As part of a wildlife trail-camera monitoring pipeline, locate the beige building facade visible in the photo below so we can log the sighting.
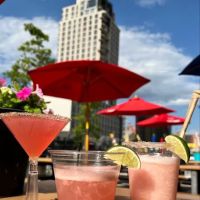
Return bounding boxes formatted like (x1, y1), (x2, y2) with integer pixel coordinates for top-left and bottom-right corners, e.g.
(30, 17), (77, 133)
(58, 0), (119, 64)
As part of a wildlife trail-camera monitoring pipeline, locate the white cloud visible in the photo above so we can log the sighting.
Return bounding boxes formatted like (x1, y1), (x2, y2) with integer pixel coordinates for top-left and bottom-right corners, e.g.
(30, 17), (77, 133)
(0, 16), (58, 73)
(0, 16), (197, 108)
(119, 26), (197, 106)
(135, 0), (166, 7)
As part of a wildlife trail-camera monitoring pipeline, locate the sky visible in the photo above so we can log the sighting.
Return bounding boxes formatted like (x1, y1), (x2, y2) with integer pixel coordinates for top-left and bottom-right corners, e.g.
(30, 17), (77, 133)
(0, 0), (200, 135)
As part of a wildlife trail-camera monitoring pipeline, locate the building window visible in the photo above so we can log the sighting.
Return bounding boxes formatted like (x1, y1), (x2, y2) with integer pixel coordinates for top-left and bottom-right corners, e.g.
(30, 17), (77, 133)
(87, 0), (97, 8)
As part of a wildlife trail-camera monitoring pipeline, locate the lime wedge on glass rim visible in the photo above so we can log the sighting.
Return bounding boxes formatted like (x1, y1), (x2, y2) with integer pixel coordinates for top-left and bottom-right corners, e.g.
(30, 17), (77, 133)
(105, 145), (141, 168)
(165, 135), (190, 163)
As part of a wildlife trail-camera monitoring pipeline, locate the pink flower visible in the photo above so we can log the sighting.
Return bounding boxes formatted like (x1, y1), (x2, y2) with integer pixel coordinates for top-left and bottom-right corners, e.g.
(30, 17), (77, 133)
(16, 87), (32, 101)
(0, 78), (6, 87)
(33, 84), (43, 98)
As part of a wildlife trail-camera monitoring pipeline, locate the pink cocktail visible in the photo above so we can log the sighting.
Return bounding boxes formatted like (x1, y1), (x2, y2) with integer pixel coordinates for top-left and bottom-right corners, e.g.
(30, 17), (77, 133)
(127, 142), (180, 200)
(49, 150), (122, 200)
(0, 112), (70, 200)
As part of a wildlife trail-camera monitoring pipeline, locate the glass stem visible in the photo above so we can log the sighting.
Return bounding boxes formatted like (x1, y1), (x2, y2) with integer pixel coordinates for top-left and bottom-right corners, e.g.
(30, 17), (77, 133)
(26, 158), (38, 200)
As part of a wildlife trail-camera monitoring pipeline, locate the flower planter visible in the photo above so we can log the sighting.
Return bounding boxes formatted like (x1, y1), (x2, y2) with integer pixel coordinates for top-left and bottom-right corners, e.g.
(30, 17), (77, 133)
(0, 108), (28, 197)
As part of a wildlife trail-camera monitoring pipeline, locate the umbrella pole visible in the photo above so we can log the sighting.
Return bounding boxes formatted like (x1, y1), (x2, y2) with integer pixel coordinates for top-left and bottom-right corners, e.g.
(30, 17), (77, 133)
(85, 103), (90, 151)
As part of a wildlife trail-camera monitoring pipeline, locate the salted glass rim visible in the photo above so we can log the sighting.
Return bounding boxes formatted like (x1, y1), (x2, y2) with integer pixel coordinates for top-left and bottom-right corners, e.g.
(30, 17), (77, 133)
(123, 141), (168, 148)
(0, 111), (70, 121)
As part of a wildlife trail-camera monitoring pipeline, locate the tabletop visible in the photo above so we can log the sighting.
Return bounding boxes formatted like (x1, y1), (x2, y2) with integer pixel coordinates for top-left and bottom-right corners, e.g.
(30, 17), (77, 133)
(179, 163), (200, 171)
(1, 188), (200, 200)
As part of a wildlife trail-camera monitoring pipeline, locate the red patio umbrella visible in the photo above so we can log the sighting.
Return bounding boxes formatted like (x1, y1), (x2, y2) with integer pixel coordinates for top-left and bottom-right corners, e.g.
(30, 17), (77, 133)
(28, 60), (150, 103)
(28, 60), (150, 150)
(0, 0), (5, 5)
(137, 113), (185, 127)
(97, 96), (174, 116)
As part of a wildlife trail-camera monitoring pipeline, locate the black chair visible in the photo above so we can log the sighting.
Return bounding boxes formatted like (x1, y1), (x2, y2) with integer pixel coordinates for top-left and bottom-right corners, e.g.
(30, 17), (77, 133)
(0, 108), (28, 197)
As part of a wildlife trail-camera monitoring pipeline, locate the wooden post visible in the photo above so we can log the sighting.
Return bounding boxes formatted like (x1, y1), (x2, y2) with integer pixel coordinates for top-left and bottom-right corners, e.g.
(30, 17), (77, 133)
(179, 90), (200, 138)
(84, 103), (90, 151)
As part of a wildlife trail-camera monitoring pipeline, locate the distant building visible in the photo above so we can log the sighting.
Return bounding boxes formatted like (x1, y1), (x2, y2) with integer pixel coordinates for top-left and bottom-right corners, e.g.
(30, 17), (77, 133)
(57, 0), (119, 64)
(48, 0), (122, 146)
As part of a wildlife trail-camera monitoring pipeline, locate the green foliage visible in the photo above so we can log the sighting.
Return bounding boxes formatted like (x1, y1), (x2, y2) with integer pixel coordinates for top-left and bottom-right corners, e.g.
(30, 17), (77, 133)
(3, 23), (55, 87)
(72, 102), (101, 149)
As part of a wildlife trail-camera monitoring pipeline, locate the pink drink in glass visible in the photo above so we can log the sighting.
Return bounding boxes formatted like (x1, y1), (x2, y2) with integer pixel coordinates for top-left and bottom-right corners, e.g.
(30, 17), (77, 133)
(127, 142), (180, 200)
(55, 166), (118, 200)
(50, 150), (122, 200)
(1, 112), (69, 157)
(0, 112), (70, 200)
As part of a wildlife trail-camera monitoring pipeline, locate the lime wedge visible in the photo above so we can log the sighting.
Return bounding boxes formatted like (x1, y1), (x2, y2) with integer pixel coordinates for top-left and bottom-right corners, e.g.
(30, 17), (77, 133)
(105, 146), (141, 168)
(165, 135), (190, 163)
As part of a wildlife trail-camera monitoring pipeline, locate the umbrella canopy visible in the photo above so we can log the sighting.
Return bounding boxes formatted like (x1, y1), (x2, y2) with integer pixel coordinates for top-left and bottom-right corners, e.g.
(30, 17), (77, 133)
(28, 60), (150, 151)
(28, 60), (150, 102)
(0, 0), (5, 5)
(179, 54), (200, 76)
(97, 96), (174, 116)
(137, 113), (185, 127)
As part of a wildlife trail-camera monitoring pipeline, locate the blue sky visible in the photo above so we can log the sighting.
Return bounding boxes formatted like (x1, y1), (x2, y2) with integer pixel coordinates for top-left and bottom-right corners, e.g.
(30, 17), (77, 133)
(1, 0), (200, 135)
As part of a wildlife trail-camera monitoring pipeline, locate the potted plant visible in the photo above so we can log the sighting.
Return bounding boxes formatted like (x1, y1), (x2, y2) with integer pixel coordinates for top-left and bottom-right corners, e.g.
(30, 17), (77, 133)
(0, 78), (47, 197)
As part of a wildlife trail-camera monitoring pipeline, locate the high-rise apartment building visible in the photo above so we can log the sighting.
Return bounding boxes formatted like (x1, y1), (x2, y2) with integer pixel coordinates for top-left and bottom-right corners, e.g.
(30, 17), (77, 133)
(58, 0), (119, 64)
(57, 0), (123, 145)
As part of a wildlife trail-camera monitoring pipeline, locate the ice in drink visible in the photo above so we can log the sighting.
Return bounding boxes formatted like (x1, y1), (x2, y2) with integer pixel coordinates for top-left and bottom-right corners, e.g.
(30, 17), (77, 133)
(129, 154), (179, 200)
(54, 165), (119, 200)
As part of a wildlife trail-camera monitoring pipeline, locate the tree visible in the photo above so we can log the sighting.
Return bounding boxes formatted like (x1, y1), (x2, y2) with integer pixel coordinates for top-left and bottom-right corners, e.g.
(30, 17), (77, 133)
(72, 102), (101, 150)
(4, 23), (55, 87)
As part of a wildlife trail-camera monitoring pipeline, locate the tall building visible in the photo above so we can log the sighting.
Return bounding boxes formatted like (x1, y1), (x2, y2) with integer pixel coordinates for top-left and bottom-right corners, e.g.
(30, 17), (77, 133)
(57, 0), (119, 64)
(56, 0), (122, 146)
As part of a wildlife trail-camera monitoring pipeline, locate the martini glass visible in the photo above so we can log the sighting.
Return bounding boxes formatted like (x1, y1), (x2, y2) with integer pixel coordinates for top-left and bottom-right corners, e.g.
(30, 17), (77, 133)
(0, 112), (70, 200)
